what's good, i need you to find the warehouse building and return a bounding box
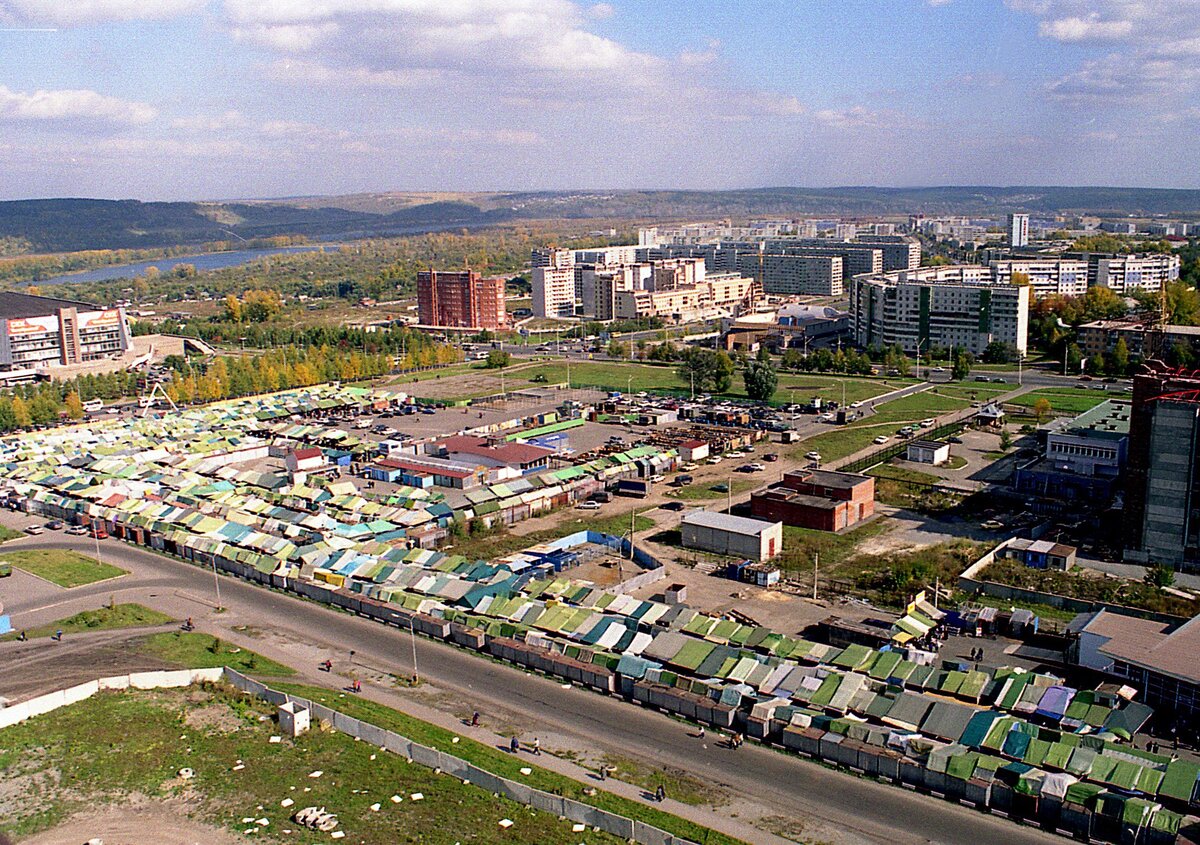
[751,469,875,532]
[0,291,132,371]
[680,511,782,561]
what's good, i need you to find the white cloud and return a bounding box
[1007,0,1200,104]
[588,3,615,19]
[0,84,156,123]
[0,0,203,26]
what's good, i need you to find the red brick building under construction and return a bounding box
[416,269,507,330]
[750,469,875,532]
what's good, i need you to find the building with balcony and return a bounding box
[416,270,507,330]
[0,291,132,371]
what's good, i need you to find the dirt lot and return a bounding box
[0,629,174,704]
[19,799,243,845]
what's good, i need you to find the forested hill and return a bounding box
[6,186,1200,253]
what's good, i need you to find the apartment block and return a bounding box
[989,259,1089,298]
[416,270,507,330]
[1077,320,1200,361]
[1090,254,1181,294]
[757,254,843,296]
[1007,213,1030,248]
[531,266,577,318]
[850,266,1029,356]
[614,274,755,322]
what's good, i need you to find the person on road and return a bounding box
[17,630,26,641]
[532,737,541,756]
[510,736,520,754]
[697,726,705,739]
[54,629,63,641]
[471,711,480,727]
[322,659,332,672]
[655,785,666,803]
[352,679,361,693]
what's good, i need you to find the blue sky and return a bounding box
[1,0,1198,200]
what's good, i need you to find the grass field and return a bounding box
[1004,387,1113,415]
[932,383,1012,400]
[669,478,761,500]
[0,686,642,845]
[775,520,893,573]
[1,603,172,641]
[6,548,127,587]
[794,391,971,463]
[274,684,745,845]
[137,631,295,676]
[513,359,913,405]
[0,525,21,543]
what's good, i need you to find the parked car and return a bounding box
[726,451,745,459]
[88,525,108,539]
[748,463,766,472]
[764,453,779,462]
[805,450,822,460]
[920,418,935,427]
[736,464,755,473]
[706,456,723,465]
[66,524,88,535]
[576,501,602,510]
[711,483,730,493]
[947,436,963,444]
[674,475,694,486]
[44,520,63,530]
[873,435,889,445]
[24,524,43,535]
[661,501,686,511]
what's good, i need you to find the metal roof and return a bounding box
[681,510,780,536]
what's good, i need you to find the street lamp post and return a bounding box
[210,553,222,611]
[409,617,419,684]
[915,339,925,381]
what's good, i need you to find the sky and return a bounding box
[1,0,1199,200]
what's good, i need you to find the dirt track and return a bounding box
[0,628,175,703]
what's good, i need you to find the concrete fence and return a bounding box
[0,667,224,730]
[222,668,697,845]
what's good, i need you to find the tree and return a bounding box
[981,341,1016,364]
[223,294,243,322]
[742,359,778,402]
[242,289,282,322]
[10,395,30,429]
[484,349,511,369]
[1145,564,1176,590]
[1086,353,1106,376]
[1166,282,1200,326]
[1065,343,1084,374]
[172,263,197,278]
[1108,337,1130,376]
[999,428,1012,450]
[606,339,628,358]
[1010,271,1032,287]
[1032,397,1052,423]
[951,347,973,381]
[677,348,735,393]
[64,392,85,420]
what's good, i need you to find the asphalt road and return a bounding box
[5,537,1065,845]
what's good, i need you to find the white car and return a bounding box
[679,462,699,472]
[805,451,822,460]
[24,525,43,535]
[850,401,863,409]
[706,456,723,465]
[920,418,935,427]
[748,463,766,472]
[577,500,602,510]
[873,435,889,445]
[726,451,745,459]
[649,474,665,483]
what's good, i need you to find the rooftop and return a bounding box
[439,435,554,466]
[908,440,947,451]
[0,290,99,320]
[1042,399,1131,438]
[1075,610,1200,686]
[782,468,873,491]
[681,510,781,536]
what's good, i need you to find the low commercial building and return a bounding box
[1069,611,1200,720]
[0,291,132,371]
[995,537,1077,570]
[680,511,782,561]
[613,274,755,322]
[434,435,555,476]
[849,266,1029,356]
[906,440,950,465]
[678,439,709,463]
[1013,399,1130,502]
[750,469,875,532]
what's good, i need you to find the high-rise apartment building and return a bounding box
[1124,362,1200,571]
[989,259,1089,298]
[759,254,843,296]
[850,266,1029,356]
[1007,213,1030,248]
[1089,254,1181,295]
[416,270,507,330]
[531,266,577,318]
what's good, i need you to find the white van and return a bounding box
[83,399,104,412]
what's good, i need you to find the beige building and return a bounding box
[531,266,577,318]
[614,274,755,322]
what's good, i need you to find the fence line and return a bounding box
[222,669,697,845]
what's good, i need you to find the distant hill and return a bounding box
[5,186,1200,253]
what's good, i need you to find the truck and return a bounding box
[615,478,652,498]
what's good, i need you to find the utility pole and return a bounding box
[408,617,419,684]
[813,552,819,601]
[211,554,223,611]
[727,473,733,514]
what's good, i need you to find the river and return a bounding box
[36,244,342,286]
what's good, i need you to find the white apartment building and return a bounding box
[531,266,577,318]
[1008,213,1030,248]
[530,247,574,269]
[614,274,755,322]
[851,266,1029,356]
[580,264,649,320]
[760,254,843,296]
[1091,254,1180,294]
[989,259,1089,298]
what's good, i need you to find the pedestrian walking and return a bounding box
[510,736,520,754]
[655,785,665,803]
[54,629,63,641]
[352,679,361,693]
[532,737,541,756]
[698,726,705,739]
[471,711,480,727]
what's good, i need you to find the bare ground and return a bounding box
[0,630,174,704]
[17,797,243,845]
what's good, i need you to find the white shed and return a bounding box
[906,440,950,466]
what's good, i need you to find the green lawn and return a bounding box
[795,391,971,463]
[1005,387,1113,415]
[1,603,172,641]
[776,520,893,573]
[867,463,941,484]
[669,478,761,500]
[0,686,638,845]
[5,549,127,588]
[274,684,745,845]
[514,359,913,405]
[931,383,1012,400]
[137,631,295,676]
[0,525,22,543]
